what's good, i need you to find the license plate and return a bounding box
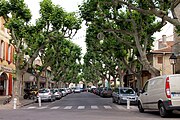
[172,93,180,97]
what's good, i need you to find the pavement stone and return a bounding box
[0,96,35,110]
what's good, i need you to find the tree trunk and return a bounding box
[141,55,160,77]
[134,73,142,94]
[114,77,117,88]
[13,69,23,105]
[36,76,40,90]
[45,78,48,88]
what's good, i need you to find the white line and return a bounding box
[37,106,48,109]
[91,106,98,109]
[27,106,36,109]
[50,106,59,109]
[130,106,138,110]
[78,106,85,109]
[104,106,112,109]
[115,105,127,110]
[64,106,72,109]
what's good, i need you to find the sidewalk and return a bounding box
[0,96,35,110]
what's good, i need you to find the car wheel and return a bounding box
[49,97,53,102]
[118,98,122,105]
[159,103,169,117]
[112,97,116,103]
[138,101,144,113]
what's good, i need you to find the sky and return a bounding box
[24,0,173,53]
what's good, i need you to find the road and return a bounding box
[0,92,180,120]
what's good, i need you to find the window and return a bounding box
[0,40,1,58]
[142,81,149,93]
[8,45,11,62]
[114,88,119,93]
[0,41,4,59]
[157,56,163,64]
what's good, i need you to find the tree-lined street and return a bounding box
[1,92,180,120]
[0,0,180,119]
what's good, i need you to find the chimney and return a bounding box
[162,35,166,43]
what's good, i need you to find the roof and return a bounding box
[151,41,174,54]
[151,47,172,53]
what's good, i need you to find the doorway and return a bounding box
[0,72,8,96]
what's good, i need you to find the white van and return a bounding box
[138,74,180,117]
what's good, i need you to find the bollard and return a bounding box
[13,98,17,109]
[127,97,130,109]
[38,97,41,107]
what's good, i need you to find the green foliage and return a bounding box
[0,0,82,87]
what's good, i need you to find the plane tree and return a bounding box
[79,0,165,78]
[50,38,82,88]
[0,0,81,103]
[110,0,180,28]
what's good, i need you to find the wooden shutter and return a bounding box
[10,45,13,63]
[5,42,8,61]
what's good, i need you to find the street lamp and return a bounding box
[169,53,177,74]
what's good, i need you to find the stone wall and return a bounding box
[174,3,180,74]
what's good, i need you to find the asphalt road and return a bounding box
[0,92,180,120]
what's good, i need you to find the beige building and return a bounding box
[174,3,180,73]
[151,35,174,75]
[0,17,15,96]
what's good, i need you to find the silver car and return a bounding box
[36,88,56,102]
[112,87,138,105]
[52,88,62,100]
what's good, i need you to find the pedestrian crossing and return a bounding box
[22,105,138,111]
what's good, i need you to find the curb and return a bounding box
[20,101,35,108]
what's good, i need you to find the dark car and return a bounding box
[112,87,138,105]
[100,87,113,97]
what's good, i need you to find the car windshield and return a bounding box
[39,89,49,93]
[104,88,112,91]
[54,89,58,92]
[120,88,134,94]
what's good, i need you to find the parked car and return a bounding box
[138,74,180,117]
[100,87,113,97]
[59,88,67,97]
[112,87,138,105]
[74,87,81,93]
[36,88,56,102]
[52,88,62,100]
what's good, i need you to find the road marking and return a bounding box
[37,106,48,109]
[50,106,59,109]
[91,105,98,109]
[104,106,112,109]
[27,106,36,109]
[64,106,72,109]
[115,105,127,110]
[130,106,138,110]
[77,106,85,109]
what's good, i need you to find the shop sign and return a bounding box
[0,65,13,73]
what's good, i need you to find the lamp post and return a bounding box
[169,53,177,74]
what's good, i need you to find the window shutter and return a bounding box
[0,40,1,59]
[0,41,3,59]
[10,45,13,63]
[5,42,9,61]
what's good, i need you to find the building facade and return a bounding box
[174,3,180,74]
[151,35,174,75]
[0,17,15,96]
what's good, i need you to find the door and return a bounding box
[169,75,180,106]
[0,72,8,96]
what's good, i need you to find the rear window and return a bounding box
[39,89,49,93]
[120,88,134,94]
